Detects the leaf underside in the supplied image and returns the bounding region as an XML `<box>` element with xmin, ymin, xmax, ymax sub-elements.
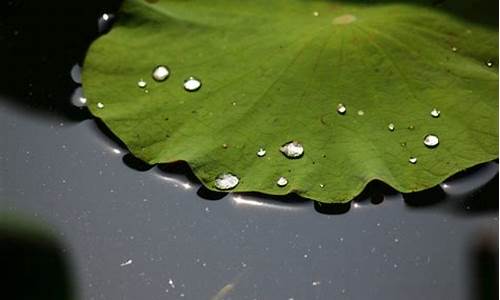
<box><xmin>83</xmin><ymin>0</ymin><xmax>498</xmax><ymax>203</ymax></box>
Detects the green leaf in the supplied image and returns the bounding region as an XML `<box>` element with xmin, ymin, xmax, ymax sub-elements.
<box><xmin>83</xmin><ymin>0</ymin><xmax>498</xmax><ymax>203</ymax></box>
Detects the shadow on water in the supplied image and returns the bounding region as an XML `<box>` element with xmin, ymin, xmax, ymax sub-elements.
<box><xmin>0</xmin><ymin>0</ymin><xmax>123</xmax><ymax>120</ymax></box>
<box><xmin>402</xmin><ymin>185</ymin><xmax>447</xmax><ymax>207</ymax></box>
<box><xmin>468</xmin><ymin>231</ymin><xmax>499</xmax><ymax>300</ymax></box>
<box><xmin>401</xmin><ymin>162</ymin><xmax>499</xmax><ymax>215</ymax></box>
<box><xmin>0</xmin><ymin>215</ymin><xmax>75</xmax><ymax>300</ymax></box>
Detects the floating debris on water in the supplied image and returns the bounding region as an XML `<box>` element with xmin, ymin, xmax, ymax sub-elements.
<box><xmin>214</xmin><ymin>173</ymin><xmax>239</xmax><ymax>190</ymax></box>
<box><xmin>409</xmin><ymin>157</ymin><xmax>418</xmax><ymax>164</ymax></box>
<box><xmin>184</xmin><ymin>76</ymin><xmax>202</xmax><ymax>91</ymax></box>
<box><xmin>430</xmin><ymin>108</ymin><xmax>440</xmax><ymax>118</ymax></box>
<box><xmin>257</xmin><ymin>148</ymin><xmax>266</xmax><ymax>157</ymax></box>
<box><xmin>152</xmin><ymin>65</ymin><xmax>170</xmax><ymax>82</ymax></box>
<box><xmin>120</xmin><ymin>259</ymin><xmax>133</xmax><ymax>267</ymax></box>
<box><xmin>277</xmin><ymin>176</ymin><xmax>288</xmax><ymax>187</ymax></box>
<box><xmin>337</xmin><ymin>103</ymin><xmax>346</xmax><ymax>115</ymax></box>
<box><xmin>423</xmin><ymin>134</ymin><xmax>439</xmax><ymax>148</ymax></box>
<box><xmin>280</xmin><ymin>141</ymin><xmax>304</xmax><ymax>158</ymax></box>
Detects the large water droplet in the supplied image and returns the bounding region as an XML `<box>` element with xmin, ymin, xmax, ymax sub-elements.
<box><xmin>97</xmin><ymin>102</ymin><xmax>105</xmax><ymax>109</ymax></box>
<box><xmin>214</xmin><ymin>173</ymin><xmax>239</xmax><ymax>190</ymax></box>
<box><xmin>423</xmin><ymin>134</ymin><xmax>439</xmax><ymax>148</ymax></box>
<box><xmin>137</xmin><ymin>79</ymin><xmax>147</xmax><ymax>88</ymax></box>
<box><xmin>70</xmin><ymin>64</ymin><xmax>82</xmax><ymax>84</ymax></box>
<box><xmin>184</xmin><ymin>76</ymin><xmax>202</xmax><ymax>92</ymax></box>
<box><xmin>280</xmin><ymin>141</ymin><xmax>304</xmax><ymax>158</ymax></box>
<box><xmin>430</xmin><ymin>108</ymin><xmax>440</xmax><ymax>118</ymax></box>
<box><xmin>97</xmin><ymin>13</ymin><xmax>114</xmax><ymax>34</ymax></box>
<box><xmin>409</xmin><ymin>157</ymin><xmax>417</xmax><ymax>164</ymax></box>
<box><xmin>337</xmin><ymin>103</ymin><xmax>346</xmax><ymax>115</ymax></box>
<box><xmin>388</xmin><ymin>123</ymin><xmax>395</xmax><ymax>131</ymax></box>
<box><xmin>152</xmin><ymin>65</ymin><xmax>170</xmax><ymax>82</ymax></box>
<box><xmin>276</xmin><ymin>176</ymin><xmax>288</xmax><ymax>187</ymax></box>
<box><xmin>257</xmin><ymin>148</ymin><xmax>266</xmax><ymax>157</ymax></box>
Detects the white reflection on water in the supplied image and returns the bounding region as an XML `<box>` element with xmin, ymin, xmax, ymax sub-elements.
<box><xmin>155</xmin><ymin>173</ymin><xmax>193</xmax><ymax>190</ymax></box>
<box><xmin>231</xmin><ymin>194</ymin><xmax>306</xmax><ymax>211</ymax></box>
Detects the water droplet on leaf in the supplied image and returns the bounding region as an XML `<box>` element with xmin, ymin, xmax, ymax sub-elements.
<box><xmin>184</xmin><ymin>76</ymin><xmax>202</xmax><ymax>92</ymax></box>
<box><xmin>409</xmin><ymin>157</ymin><xmax>417</xmax><ymax>164</ymax></box>
<box><xmin>486</xmin><ymin>60</ymin><xmax>494</xmax><ymax>68</ymax></box>
<box><xmin>257</xmin><ymin>148</ymin><xmax>266</xmax><ymax>157</ymax></box>
<box><xmin>277</xmin><ymin>176</ymin><xmax>288</xmax><ymax>187</ymax></box>
<box><xmin>313</xmin><ymin>11</ymin><xmax>319</xmax><ymax>17</ymax></box>
<box><xmin>97</xmin><ymin>102</ymin><xmax>105</xmax><ymax>109</ymax></box>
<box><xmin>388</xmin><ymin>123</ymin><xmax>395</xmax><ymax>131</ymax></box>
<box><xmin>423</xmin><ymin>134</ymin><xmax>439</xmax><ymax>148</ymax></box>
<box><xmin>337</xmin><ymin>103</ymin><xmax>346</xmax><ymax>115</ymax></box>
<box><xmin>152</xmin><ymin>65</ymin><xmax>170</xmax><ymax>82</ymax></box>
<box><xmin>214</xmin><ymin>173</ymin><xmax>239</xmax><ymax>190</ymax></box>
<box><xmin>137</xmin><ymin>79</ymin><xmax>147</xmax><ymax>88</ymax></box>
<box><xmin>280</xmin><ymin>141</ymin><xmax>304</xmax><ymax>158</ymax></box>
<box><xmin>357</xmin><ymin>110</ymin><xmax>364</xmax><ymax>116</ymax></box>
<box><xmin>451</xmin><ymin>47</ymin><xmax>458</xmax><ymax>52</ymax></box>
<box><xmin>430</xmin><ymin>108</ymin><xmax>440</xmax><ymax>118</ymax></box>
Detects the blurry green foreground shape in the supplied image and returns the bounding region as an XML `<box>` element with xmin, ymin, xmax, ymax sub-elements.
<box><xmin>83</xmin><ymin>0</ymin><xmax>498</xmax><ymax>203</ymax></box>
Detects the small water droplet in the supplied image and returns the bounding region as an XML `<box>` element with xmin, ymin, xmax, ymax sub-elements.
<box><xmin>152</xmin><ymin>65</ymin><xmax>170</xmax><ymax>82</ymax></box>
<box><xmin>423</xmin><ymin>134</ymin><xmax>439</xmax><ymax>148</ymax></box>
<box><xmin>97</xmin><ymin>102</ymin><xmax>105</xmax><ymax>109</ymax></box>
<box><xmin>430</xmin><ymin>108</ymin><xmax>440</xmax><ymax>118</ymax></box>
<box><xmin>388</xmin><ymin>123</ymin><xmax>395</xmax><ymax>131</ymax></box>
<box><xmin>485</xmin><ymin>60</ymin><xmax>494</xmax><ymax>68</ymax></box>
<box><xmin>276</xmin><ymin>176</ymin><xmax>288</xmax><ymax>187</ymax></box>
<box><xmin>214</xmin><ymin>173</ymin><xmax>239</xmax><ymax>190</ymax></box>
<box><xmin>451</xmin><ymin>46</ymin><xmax>458</xmax><ymax>52</ymax></box>
<box><xmin>319</xmin><ymin>184</ymin><xmax>325</xmax><ymax>188</ymax></box>
<box><xmin>313</xmin><ymin>11</ymin><xmax>320</xmax><ymax>17</ymax></box>
<box><xmin>257</xmin><ymin>148</ymin><xmax>266</xmax><ymax>157</ymax></box>
<box><xmin>357</xmin><ymin>110</ymin><xmax>364</xmax><ymax>116</ymax></box>
<box><xmin>222</xmin><ymin>143</ymin><xmax>228</xmax><ymax>149</ymax></box>
<box><xmin>70</xmin><ymin>87</ymin><xmax>87</xmax><ymax>107</ymax></box>
<box><xmin>337</xmin><ymin>103</ymin><xmax>346</xmax><ymax>115</ymax></box>
<box><xmin>98</xmin><ymin>13</ymin><xmax>114</xmax><ymax>34</ymax></box>
<box><xmin>409</xmin><ymin>157</ymin><xmax>417</xmax><ymax>164</ymax></box>
<box><xmin>137</xmin><ymin>79</ymin><xmax>147</xmax><ymax>88</ymax></box>
<box><xmin>184</xmin><ymin>76</ymin><xmax>202</xmax><ymax>92</ymax></box>
<box><xmin>408</xmin><ymin>125</ymin><xmax>415</xmax><ymax>130</ymax></box>
<box><xmin>400</xmin><ymin>142</ymin><xmax>407</xmax><ymax>147</ymax></box>
<box><xmin>280</xmin><ymin>141</ymin><xmax>304</xmax><ymax>158</ymax></box>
